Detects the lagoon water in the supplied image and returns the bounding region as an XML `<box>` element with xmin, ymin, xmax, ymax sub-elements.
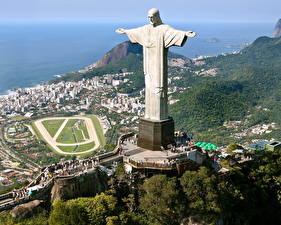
<box><xmin>0</xmin><ymin>22</ymin><xmax>273</xmax><ymax>94</ymax></box>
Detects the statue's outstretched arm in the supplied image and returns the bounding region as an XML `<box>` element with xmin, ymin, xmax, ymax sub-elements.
<box><xmin>115</xmin><ymin>27</ymin><xmax>144</xmax><ymax>46</ymax></box>
<box><xmin>185</xmin><ymin>31</ymin><xmax>196</xmax><ymax>38</ymax></box>
<box><xmin>115</xmin><ymin>28</ymin><xmax>126</xmax><ymax>34</ymax></box>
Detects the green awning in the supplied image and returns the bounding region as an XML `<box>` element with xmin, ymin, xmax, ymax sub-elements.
<box><xmin>196</xmin><ymin>142</ymin><xmax>217</xmax><ymax>150</ymax></box>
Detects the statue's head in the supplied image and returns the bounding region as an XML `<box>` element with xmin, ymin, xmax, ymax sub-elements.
<box><xmin>147</xmin><ymin>8</ymin><xmax>162</xmax><ymax>26</ymax></box>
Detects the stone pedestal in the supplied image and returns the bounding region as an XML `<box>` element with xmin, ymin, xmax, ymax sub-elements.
<box><xmin>137</xmin><ymin>117</ymin><xmax>175</xmax><ymax>151</ymax></box>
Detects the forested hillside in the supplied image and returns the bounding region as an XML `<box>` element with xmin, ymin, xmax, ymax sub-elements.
<box><xmin>170</xmin><ymin>36</ymin><xmax>281</xmax><ymax>144</ymax></box>
<box><xmin>170</xmin><ymin>80</ymin><xmax>253</xmax><ymax>130</ymax></box>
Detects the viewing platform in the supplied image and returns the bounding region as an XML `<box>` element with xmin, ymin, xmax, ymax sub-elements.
<box><xmin>120</xmin><ymin>136</ymin><xmax>205</xmax><ymax>176</ymax></box>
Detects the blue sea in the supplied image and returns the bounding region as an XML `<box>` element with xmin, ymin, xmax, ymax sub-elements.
<box><xmin>0</xmin><ymin>22</ymin><xmax>273</xmax><ymax>94</ymax></box>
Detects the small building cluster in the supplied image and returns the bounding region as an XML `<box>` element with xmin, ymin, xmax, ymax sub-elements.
<box><xmin>0</xmin><ymin>72</ymin><xmax>134</xmax><ymax>118</ymax></box>
<box><xmin>101</xmin><ymin>93</ymin><xmax>144</xmax><ymax>117</ymax></box>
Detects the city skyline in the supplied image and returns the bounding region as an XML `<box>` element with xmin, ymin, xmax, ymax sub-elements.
<box><xmin>0</xmin><ymin>0</ymin><xmax>280</xmax><ymax>23</ymax></box>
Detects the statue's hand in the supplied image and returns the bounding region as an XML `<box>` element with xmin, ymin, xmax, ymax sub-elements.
<box><xmin>115</xmin><ymin>28</ymin><xmax>126</xmax><ymax>34</ymax></box>
<box><xmin>186</xmin><ymin>31</ymin><xmax>196</xmax><ymax>38</ymax></box>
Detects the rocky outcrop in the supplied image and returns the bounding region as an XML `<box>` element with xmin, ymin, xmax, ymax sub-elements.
<box><xmin>10</xmin><ymin>200</ymin><xmax>43</xmax><ymax>219</ymax></box>
<box><xmin>51</xmin><ymin>168</ymin><xmax>108</xmax><ymax>202</ymax></box>
<box><xmin>273</xmin><ymin>19</ymin><xmax>281</xmax><ymax>38</ymax></box>
<box><xmin>81</xmin><ymin>41</ymin><xmax>142</xmax><ymax>71</ymax></box>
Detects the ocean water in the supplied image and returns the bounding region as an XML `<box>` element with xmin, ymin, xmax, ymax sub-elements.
<box><xmin>0</xmin><ymin>22</ymin><xmax>273</xmax><ymax>94</ymax></box>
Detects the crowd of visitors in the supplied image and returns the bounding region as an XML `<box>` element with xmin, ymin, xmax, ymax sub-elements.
<box><xmin>10</xmin><ymin>156</ymin><xmax>102</xmax><ymax>201</ymax></box>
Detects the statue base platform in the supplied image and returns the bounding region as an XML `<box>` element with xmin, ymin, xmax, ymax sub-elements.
<box><xmin>137</xmin><ymin>117</ymin><xmax>175</xmax><ymax>151</ymax></box>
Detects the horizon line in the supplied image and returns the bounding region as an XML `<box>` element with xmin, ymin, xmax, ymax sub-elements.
<box><xmin>0</xmin><ymin>19</ymin><xmax>276</xmax><ymax>24</ymax></box>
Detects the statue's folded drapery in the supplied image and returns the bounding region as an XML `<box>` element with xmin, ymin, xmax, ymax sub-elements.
<box><xmin>125</xmin><ymin>24</ymin><xmax>187</xmax><ymax>120</ymax></box>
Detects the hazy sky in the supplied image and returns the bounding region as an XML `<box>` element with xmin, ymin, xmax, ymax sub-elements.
<box><xmin>0</xmin><ymin>0</ymin><xmax>280</xmax><ymax>23</ymax></box>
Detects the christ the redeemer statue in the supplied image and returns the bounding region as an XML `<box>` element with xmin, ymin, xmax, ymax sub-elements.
<box><xmin>116</xmin><ymin>8</ymin><xmax>196</xmax><ymax>150</ymax></box>
<box><xmin>116</xmin><ymin>8</ymin><xmax>196</xmax><ymax>121</ymax></box>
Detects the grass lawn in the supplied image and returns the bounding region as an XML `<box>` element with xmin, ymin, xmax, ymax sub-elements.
<box><xmin>9</xmin><ymin>116</ymin><xmax>27</xmax><ymax>121</ymax></box>
<box><xmin>73</xmin><ymin>127</ymin><xmax>84</xmax><ymax>142</ymax></box>
<box><xmin>76</xmin><ymin>141</ymin><xmax>95</xmax><ymax>152</ymax></box>
<box><xmin>56</xmin><ymin>119</ymin><xmax>88</xmax><ymax>144</ymax></box>
<box><xmin>79</xmin><ymin>121</ymin><xmax>90</xmax><ymax>139</ymax></box>
<box><xmin>87</xmin><ymin>115</ymin><xmax>106</xmax><ymax>147</ymax></box>
<box><xmin>57</xmin><ymin>142</ymin><xmax>95</xmax><ymax>153</ymax></box>
<box><xmin>57</xmin><ymin>145</ymin><xmax>77</xmax><ymax>153</ymax></box>
<box><xmin>56</xmin><ymin>119</ymin><xmax>78</xmax><ymax>144</ymax></box>
<box><xmin>42</xmin><ymin>119</ymin><xmax>65</xmax><ymax>137</ymax></box>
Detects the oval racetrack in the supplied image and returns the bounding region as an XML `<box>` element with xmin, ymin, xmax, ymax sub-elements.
<box><xmin>34</xmin><ymin>116</ymin><xmax>101</xmax><ymax>155</ymax></box>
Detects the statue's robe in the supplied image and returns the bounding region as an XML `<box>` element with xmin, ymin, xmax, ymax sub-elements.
<box><xmin>125</xmin><ymin>24</ymin><xmax>187</xmax><ymax>120</ymax></box>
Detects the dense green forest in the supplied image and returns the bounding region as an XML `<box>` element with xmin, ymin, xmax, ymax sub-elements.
<box><xmin>170</xmin><ymin>80</ymin><xmax>253</xmax><ymax>130</ymax></box>
<box><xmin>170</xmin><ymin>36</ymin><xmax>281</xmax><ymax>144</ymax></box>
<box><xmin>1</xmin><ymin>149</ymin><xmax>280</xmax><ymax>225</ymax></box>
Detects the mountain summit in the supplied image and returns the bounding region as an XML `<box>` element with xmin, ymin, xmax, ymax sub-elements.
<box><xmin>273</xmin><ymin>18</ymin><xmax>281</xmax><ymax>38</ymax></box>
<box><xmin>80</xmin><ymin>41</ymin><xmax>142</xmax><ymax>72</ymax></box>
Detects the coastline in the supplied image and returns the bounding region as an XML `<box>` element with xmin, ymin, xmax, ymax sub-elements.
<box><xmin>0</xmin><ymin>48</ymin><xmax>243</xmax><ymax>98</ymax></box>
<box><xmin>0</xmin><ymin>84</ymin><xmax>47</xmax><ymax>97</ymax></box>
<box><xmin>0</xmin><ymin>69</ymin><xmax>82</xmax><ymax>97</ymax></box>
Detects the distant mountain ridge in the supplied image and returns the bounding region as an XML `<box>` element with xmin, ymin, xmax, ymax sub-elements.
<box><xmin>273</xmin><ymin>19</ymin><xmax>281</xmax><ymax>38</ymax></box>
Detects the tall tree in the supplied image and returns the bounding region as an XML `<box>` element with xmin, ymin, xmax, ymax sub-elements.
<box><xmin>140</xmin><ymin>174</ymin><xmax>186</xmax><ymax>225</ymax></box>
<box><xmin>49</xmin><ymin>193</ymin><xmax>118</xmax><ymax>225</ymax></box>
<box><xmin>180</xmin><ymin>167</ymin><xmax>220</xmax><ymax>224</ymax></box>
<box><xmin>48</xmin><ymin>199</ymin><xmax>88</xmax><ymax>225</ymax></box>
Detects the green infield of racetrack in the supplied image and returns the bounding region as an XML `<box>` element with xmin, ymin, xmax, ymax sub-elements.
<box><xmin>79</xmin><ymin>120</ymin><xmax>90</xmax><ymax>139</ymax></box>
<box><xmin>57</xmin><ymin>145</ymin><xmax>76</xmax><ymax>152</ymax></box>
<box><xmin>42</xmin><ymin>119</ymin><xmax>65</xmax><ymax>137</ymax></box>
<box><xmin>56</xmin><ymin>119</ymin><xmax>85</xmax><ymax>144</ymax></box>
<box><xmin>77</xmin><ymin>141</ymin><xmax>95</xmax><ymax>152</ymax></box>
<box><xmin>57</xmin><ymin>141</ymin><xmax>95</xmax><ymax>153</ymax></box>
